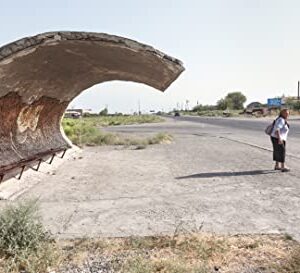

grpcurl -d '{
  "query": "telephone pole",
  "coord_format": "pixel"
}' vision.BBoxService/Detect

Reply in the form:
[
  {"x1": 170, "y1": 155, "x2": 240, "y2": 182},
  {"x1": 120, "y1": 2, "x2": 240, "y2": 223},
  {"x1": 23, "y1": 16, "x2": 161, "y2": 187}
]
[
  {"x1": 138, "y1": 99, "x2": 141, "y2": 115},
  {"x1": 298, "y1": 81, "x2": 300, "y2": 100}
]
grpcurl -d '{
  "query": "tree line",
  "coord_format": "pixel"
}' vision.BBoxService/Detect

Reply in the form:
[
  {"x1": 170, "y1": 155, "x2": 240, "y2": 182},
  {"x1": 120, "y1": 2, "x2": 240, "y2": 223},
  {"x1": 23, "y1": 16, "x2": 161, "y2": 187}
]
[{"x1": 193, "y1": 91, "x2": 247, "y2": 112}]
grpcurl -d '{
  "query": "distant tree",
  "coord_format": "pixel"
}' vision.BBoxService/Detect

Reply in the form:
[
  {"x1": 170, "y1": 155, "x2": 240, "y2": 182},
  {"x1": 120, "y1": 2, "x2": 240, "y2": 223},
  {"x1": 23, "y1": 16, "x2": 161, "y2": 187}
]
[
  {"x1": 192, "y1": 104, "x2": 216, "y2": 112},
  {"x1": 285, "y1": 97, "x2": 300, "y2": 111},
  {"x1": 216, "y1": 92, "x2": 246, "y2": 110},
  {"x1": 99, "y1": 108, "x2": 108, "y2": 116},
  {"x1": 216, "y1": 98, "x2": 227, "y2": 110},
  {"x1": 284, "y1": 97, "x2": 294, "y2": 107},
  {"x1": 224, "y1": 92, "x2": 246, "y2": 110},
  {"x1": 293, "y1": 101, "x2": 300, "y2": 111}
]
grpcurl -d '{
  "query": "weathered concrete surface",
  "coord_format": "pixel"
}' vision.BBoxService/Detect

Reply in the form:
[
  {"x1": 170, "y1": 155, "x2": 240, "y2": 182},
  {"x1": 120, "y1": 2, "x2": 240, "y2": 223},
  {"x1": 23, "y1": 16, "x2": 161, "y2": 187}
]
[
  {"x1": 0, "y1": 145, "x2": 82, "y2": 200},
  {"x1": 4, "y1": 118, "x2": 299, "y2": 240},
  {"x1": 0, "y1": 32, "x2": 184, "y2": 172}
]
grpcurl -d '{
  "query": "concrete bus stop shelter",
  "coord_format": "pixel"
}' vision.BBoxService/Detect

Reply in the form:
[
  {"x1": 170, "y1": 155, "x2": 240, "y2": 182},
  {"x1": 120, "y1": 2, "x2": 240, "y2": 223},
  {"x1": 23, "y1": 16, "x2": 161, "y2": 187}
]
[{"x1": 0, "y1": 31, "x2": 184, "y2": 182}]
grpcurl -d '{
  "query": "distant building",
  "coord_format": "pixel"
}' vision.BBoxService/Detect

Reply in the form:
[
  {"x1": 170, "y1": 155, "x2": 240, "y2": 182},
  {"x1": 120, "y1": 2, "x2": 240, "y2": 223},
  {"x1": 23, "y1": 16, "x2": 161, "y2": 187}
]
[
  {"x1": 245, "y1": 101, "x2": 267, "y2": 115},
  {"x1": 64, "y1": 108, "x2": 94, "y2": 118},
  {"x1": 246, "y1": 102, "x2": 263, "y2": 110},
  {"x1": 64, "y1": 110, "x2": 82, "y2": 119}
]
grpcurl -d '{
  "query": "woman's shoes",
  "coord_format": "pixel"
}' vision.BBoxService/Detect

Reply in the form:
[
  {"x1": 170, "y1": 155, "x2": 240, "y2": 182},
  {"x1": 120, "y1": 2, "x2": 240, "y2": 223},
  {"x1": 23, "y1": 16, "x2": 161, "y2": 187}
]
[{"x1": 274, "y1": 166, "x2": 291, "y2": 172}]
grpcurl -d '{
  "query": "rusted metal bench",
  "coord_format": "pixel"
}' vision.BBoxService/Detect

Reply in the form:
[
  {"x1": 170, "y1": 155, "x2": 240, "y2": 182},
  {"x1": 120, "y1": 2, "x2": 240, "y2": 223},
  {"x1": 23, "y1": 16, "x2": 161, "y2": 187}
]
[{"x1": 0, "y1": 148, "x2": 68, "y2": 183}]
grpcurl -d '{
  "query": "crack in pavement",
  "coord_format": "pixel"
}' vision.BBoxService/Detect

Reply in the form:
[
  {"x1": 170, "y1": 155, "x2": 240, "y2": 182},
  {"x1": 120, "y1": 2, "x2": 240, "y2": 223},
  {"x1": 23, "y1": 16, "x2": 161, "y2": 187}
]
[{"x1": 61, "y1": 205, "x2": 79, "y2": 233}]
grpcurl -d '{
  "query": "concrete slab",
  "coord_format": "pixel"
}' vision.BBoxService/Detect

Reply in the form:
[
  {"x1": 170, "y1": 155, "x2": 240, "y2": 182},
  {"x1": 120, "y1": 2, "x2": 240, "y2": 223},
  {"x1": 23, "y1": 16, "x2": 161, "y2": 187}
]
[{"x1": 1, "y1": 118, "x2": 299, "y2": 241}]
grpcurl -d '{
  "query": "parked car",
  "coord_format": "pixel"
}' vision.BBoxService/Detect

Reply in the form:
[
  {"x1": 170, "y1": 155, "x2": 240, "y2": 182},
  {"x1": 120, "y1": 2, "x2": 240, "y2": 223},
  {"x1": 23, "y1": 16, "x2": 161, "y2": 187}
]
[
  {"x1": 64, "y1": 111, "x2": 81, "y2": 119},
  {"x1": 174, "y1": 111, "x2": 180, "y2": 117}
]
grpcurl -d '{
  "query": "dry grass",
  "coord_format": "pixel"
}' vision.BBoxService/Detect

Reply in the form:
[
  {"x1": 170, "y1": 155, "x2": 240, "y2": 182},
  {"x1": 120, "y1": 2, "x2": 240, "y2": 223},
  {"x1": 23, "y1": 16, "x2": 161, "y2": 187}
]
[
  {"x1": 59, "y1": 233, "x2": 300, "y2": 273},
  {"x1": 1, "y1": 231, "x2": 299, "y2": 272},
  {"x1": 79, "y1": 115, "x2": 164, "y2": 126},
  {"x1": 1, "y1": 201, "x2": 298, "y2": 273},
  {"x1": 62, "y1": 118, "x2": 172, "y2": 147},
  {"x1": 62, "y1": 115, "x2": 163, "y2": 132}
]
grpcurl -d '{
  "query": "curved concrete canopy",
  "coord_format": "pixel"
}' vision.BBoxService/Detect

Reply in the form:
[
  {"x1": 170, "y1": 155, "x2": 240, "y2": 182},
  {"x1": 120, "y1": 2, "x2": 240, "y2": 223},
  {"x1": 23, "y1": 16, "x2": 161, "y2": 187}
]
[{"x1": 0, "y1": 31, "x2": 184, "y2": 172}]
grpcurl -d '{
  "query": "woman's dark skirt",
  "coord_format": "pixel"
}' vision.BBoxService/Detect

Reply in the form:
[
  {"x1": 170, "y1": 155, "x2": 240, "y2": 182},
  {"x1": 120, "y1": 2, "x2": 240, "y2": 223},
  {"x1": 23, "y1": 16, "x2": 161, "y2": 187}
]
[{"x1": 271, "y1": 137, "x2": 286, "y2": 163}]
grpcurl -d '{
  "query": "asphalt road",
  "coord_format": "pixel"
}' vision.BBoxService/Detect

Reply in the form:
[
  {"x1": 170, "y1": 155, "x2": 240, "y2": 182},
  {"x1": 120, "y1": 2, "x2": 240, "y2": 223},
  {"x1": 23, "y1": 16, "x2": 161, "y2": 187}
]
[
  {"x1": 168, "y1": 115, "x2": 300, "y2": 137},
  {"x1": 106, "y1": 115, "x2": 300, "y2": 159},
  {"x1": 106, "y1": 115, "x2": 300, "y2": 138}
]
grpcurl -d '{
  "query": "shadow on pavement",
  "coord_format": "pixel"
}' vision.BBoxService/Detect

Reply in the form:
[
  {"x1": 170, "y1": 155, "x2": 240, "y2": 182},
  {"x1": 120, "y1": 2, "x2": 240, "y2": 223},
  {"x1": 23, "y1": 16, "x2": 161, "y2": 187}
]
[{"x1": 176, "y1": 170, "x2": 276, "y2": 179}]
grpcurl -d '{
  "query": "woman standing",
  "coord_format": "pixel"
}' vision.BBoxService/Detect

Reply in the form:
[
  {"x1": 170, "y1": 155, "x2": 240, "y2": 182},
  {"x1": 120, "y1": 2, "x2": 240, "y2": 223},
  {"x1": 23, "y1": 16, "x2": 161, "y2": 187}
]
[{"x1": 271, "y1": 109, "x2": 290, "y2": 172}]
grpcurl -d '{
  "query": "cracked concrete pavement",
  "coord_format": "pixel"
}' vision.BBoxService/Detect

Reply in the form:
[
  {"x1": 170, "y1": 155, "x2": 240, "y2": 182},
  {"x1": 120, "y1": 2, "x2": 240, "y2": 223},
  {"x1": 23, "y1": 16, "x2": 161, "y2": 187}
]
[{"x1": 1, "y1": 117, "x2": 299, "y2": 240}]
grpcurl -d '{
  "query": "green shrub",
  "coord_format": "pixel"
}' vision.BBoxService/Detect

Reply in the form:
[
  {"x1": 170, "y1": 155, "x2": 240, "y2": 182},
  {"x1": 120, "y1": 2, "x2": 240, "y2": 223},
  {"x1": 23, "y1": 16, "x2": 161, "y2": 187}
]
[
  {"x1": 192, "y1": 104, "x2": 217, "y2": 112},
  {"x1": 0, "y1": 200, "x2": 49, "y2": 256},
  {"x1": 62, "y1": 118, "x2": 172, "y2": 147},
  {"x1": 0, "y1": 200, "x2": 60, "y2": 273}
]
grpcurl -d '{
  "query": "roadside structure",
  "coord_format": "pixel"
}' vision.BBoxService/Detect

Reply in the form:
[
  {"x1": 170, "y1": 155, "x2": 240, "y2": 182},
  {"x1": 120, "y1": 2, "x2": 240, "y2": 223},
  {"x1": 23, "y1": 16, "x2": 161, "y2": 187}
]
[{"x1": 0, "y1": 31, "x2": 184, "y2": 181}]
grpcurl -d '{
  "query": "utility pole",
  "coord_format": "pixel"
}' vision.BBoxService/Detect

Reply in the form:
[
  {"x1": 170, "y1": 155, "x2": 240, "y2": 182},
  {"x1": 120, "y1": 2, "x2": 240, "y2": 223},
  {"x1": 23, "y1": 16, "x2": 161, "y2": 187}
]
[
  {"x1": 298, "y1": 81, "x2": 300, "y2": 100},
  {"x1": 185, "y1": 100, "x2": 189, "y2": 111},
  {"x1": 138, "y1": 99, "x2": 141, "y2": 115}
]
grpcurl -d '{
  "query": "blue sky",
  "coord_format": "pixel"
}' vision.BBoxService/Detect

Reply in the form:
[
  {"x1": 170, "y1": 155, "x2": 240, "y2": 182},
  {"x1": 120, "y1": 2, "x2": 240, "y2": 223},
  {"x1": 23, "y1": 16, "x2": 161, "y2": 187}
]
[{"x1": 1, "y1": 0, "x2": 300, "y2": 113}]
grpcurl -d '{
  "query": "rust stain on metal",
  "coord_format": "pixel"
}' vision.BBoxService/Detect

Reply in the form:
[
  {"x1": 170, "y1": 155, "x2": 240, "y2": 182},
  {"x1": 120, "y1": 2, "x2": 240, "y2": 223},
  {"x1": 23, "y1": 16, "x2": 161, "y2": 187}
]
[{"x1": 0, "y1": 31, "x2": 184, "y2": 180}]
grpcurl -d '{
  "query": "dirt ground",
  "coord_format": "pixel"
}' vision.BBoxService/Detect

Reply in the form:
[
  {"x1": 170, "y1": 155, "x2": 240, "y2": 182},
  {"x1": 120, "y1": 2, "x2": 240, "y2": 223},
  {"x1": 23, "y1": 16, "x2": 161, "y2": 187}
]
[{"x1": 0, "y1": 118, "x2": 299, "y2": 241}]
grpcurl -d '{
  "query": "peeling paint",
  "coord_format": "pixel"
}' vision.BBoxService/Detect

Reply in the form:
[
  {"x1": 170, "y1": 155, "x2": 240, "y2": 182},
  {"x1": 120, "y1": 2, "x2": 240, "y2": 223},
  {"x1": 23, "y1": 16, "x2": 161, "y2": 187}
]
[{"x1": 17, "y1": 105, "x2": 44, "y2": 133}]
